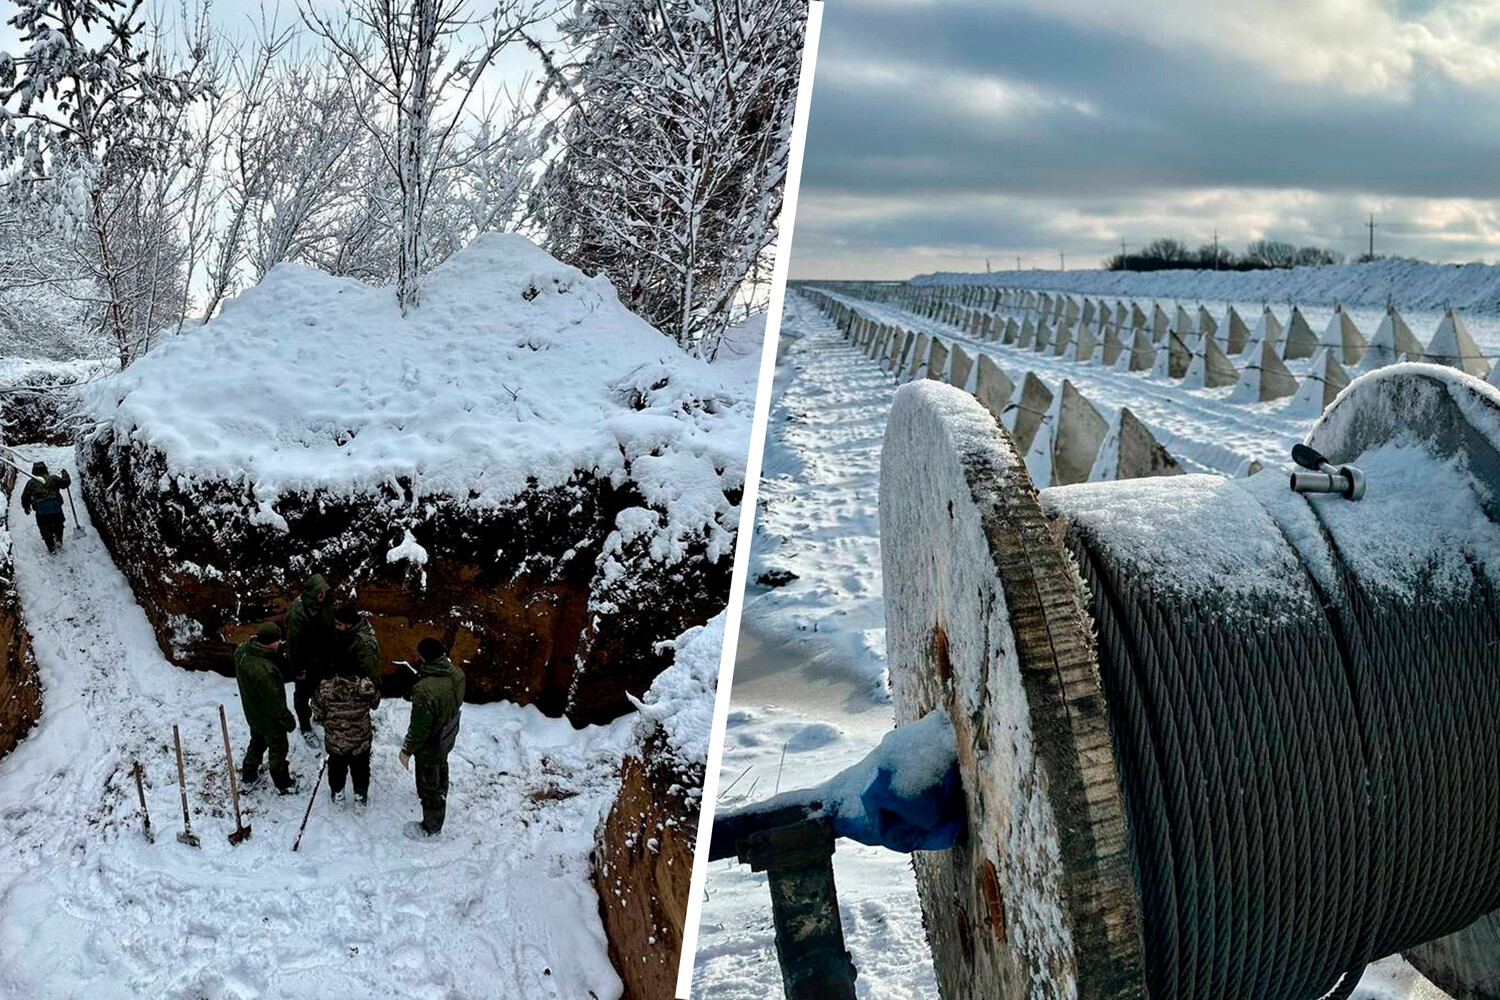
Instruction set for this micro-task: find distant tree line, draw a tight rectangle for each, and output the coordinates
[1106,238,1347,272]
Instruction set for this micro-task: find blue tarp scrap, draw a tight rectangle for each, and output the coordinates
[830,760,967,853]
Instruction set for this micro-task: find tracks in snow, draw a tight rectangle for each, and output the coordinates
[0,445,631,1000]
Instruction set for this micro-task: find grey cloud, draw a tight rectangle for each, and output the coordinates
[791,0,1500,276]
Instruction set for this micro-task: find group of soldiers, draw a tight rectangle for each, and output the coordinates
[234,573,466,840]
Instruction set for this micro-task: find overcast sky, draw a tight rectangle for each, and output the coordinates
[790,0,1500,279]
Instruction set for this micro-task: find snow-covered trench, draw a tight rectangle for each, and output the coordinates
[0,447,633,999]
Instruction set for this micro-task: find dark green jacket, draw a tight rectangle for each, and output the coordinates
[235,639,296,735]
[284,575,335,681]
[20,463,70,518]
[402,656,465,759]
[340,619,383,692]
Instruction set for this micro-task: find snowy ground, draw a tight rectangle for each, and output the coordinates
[692,292,1451,1000]
[0,447,634,1000]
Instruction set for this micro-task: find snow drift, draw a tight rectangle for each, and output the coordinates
[78,233,752,724]
[594,610,721,999]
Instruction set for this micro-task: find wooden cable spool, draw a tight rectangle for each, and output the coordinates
[880,365,1500,1000]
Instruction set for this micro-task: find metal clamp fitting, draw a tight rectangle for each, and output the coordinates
[1289,443,1365,501]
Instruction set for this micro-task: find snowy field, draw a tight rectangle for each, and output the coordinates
[692,291,1454,1000]
[0,447,635,999]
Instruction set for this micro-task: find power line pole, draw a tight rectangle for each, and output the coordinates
[1366,213,1377,259]
[1059,251,1066,271]
[1213,229,1220,271]
[1120,239,1129,272]
[985,257,992,274]
[1016,255,1022,271]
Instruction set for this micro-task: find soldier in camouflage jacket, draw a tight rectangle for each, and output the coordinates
[311,652,380,804]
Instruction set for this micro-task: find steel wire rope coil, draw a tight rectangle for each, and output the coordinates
[881,365,1500,1000]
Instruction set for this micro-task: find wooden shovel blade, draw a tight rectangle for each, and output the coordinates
[228,824,251,845]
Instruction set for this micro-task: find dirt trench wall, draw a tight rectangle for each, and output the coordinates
[78,431,733,725]
[594,728,701,999]
[0,465,41,760]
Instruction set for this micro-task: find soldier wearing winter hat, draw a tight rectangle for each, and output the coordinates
[234,621,298,794]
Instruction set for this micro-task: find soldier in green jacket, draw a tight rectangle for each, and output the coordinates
[234,622,298,794]
[333,604,383,691]
[399,637,465,838]
[284,574,336,744]
[19,461,71,553]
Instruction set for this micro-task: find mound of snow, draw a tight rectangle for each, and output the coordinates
[83,233,751,558]
[632,608,725,768]
[711,312,769,385]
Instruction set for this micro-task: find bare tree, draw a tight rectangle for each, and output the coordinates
[0,0,213,366]
[301,0,550,313]
[530,0,807,356]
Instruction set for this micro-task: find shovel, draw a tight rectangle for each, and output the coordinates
[172,725,200,848]
[218,704,252,845]
[131,760,155,843]
[64,484,84,536]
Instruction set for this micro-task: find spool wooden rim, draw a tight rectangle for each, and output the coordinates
[880,378,1147,1000]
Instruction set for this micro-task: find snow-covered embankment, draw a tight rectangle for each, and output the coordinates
[78,233,752,724]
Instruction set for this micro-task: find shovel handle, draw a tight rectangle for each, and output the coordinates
[132,760,151,835]
[218,705,244,829]
[173,725,192,831]
[292,755,329,852]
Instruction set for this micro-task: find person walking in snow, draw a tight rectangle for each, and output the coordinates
[333,603,383,691]
[399,638,465,839]
[311,651,380,806]
[235,622,298,794]
[19,461,70,554]
[284,574,337,745]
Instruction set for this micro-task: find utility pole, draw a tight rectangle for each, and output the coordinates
[985,257,992,274]
[1366,213,1377,259]
[1059,251,1066,272]
[1016,255,1022,271]
[1213,229,1220,271]
[1120,239,1129,272]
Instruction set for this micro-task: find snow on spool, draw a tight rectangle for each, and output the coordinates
[881,366,1500,1000]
